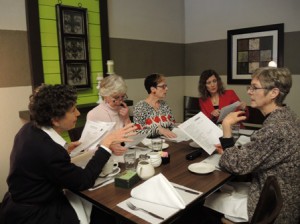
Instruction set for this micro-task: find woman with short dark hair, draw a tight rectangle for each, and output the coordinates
[0,84,135,224]
[133,73,177,138]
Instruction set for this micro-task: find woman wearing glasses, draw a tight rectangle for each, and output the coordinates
[133,73,177,138]
[198,69,246,123]
[204,67,300,224]
[87,74,131,156]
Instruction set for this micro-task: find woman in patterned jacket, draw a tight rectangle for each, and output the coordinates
[133,73,177,138]
[205,67,300,224]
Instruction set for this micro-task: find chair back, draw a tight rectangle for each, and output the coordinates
[250,176,283,224]
[183,96,200,121]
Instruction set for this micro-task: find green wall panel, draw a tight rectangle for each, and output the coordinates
[43,61,61,74]
[88,12,100,24]
[41,33,58,47]
[42,47,59,60]
[40,20,57,33]
[44,73,62,84]
[39,5,55,19]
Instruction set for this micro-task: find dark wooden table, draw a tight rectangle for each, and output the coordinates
[74,141,232,224]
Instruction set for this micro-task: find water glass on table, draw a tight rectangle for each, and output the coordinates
[231,123,240,141]
[151,138,163,152]
[124,149,136,171]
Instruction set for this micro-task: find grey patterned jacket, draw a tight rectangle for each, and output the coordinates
[219,106,300,224]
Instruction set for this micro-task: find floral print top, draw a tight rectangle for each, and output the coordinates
[133,100,176,138]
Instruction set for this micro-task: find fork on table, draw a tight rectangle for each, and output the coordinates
[126,201,164,220]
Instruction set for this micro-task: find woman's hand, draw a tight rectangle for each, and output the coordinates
[211,109,220,117]
[67,141,81,154]
[119,102,131,124]
[110,143,128,156]
[158,126,177,138]
[215,144,224,154]
[222,111,247,138]
[100,123,136,149]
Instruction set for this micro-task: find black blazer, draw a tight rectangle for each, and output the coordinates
[0,122,110,224]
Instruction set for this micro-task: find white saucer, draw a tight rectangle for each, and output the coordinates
[188,163,215,174]
[189,141,201,149]
[147,143,169,150]
[99,167,121,178]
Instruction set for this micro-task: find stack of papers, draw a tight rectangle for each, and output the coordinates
[70,120,115,157]
[178,112,223,155]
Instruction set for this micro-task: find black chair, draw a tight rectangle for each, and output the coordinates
[68,126,84,141]
[242,106,266,130]
[222,176,283,224]
[183,96,200,121]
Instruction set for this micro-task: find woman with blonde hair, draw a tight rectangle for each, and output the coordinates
[87,74,131,156]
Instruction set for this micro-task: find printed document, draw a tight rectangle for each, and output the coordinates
[70,120,115,157]
[178,112,223,155]
[217,101,240,123]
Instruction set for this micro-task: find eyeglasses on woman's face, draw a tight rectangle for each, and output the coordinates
[111,94,128,101]
[156,84,168,89]
[246,85,269,93]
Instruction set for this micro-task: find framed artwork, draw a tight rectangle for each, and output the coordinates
[227,23,284,84]
[56,4,91,89]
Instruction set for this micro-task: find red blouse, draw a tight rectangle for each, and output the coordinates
[199,90,240,121]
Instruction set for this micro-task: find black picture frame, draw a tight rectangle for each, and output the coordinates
[56,4,91,89]
[227,23,284,84]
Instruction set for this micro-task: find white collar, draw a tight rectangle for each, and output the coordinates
[41,126,67,148]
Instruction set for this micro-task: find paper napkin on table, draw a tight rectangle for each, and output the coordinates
[235,135,251,146]
[131,173,186,209]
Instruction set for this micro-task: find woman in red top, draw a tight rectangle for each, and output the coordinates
[198,69,246,123]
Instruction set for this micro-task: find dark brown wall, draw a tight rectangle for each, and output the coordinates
[0,30,31,87]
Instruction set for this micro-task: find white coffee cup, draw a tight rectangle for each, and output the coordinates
[100,158,118,177]
[147,151,162,168]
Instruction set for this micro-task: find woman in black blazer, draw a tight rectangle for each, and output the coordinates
[0,84,135,224]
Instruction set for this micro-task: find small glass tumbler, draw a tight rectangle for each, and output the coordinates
[151,138,163,152]
[123,149,136,171]
[231,123,240,141]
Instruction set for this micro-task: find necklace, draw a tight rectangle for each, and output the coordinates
[211,96,219,105]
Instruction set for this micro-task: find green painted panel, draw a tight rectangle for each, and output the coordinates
[39,0,57,6]
[90,49,102,60]
[39,5,56,19]
[89,24,101,37]
[44,73,62,84]
[42,47,59,60]
[43,61,61,74]
[39,0,103,106]
[77,95,99,105]
[40,20,57,34]
[89,37,101,49]
[41,33,58,47]
[88,12,100,25]
[90,62,102,72]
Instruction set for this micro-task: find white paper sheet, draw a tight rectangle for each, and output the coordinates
[125,133,149,148]
[70,120,115,157]
[165,127,191,142]
[217,101,240,123]
[178,112,223,155]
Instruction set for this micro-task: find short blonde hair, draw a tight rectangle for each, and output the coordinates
[252,67,292,106]
[99,74,127,97]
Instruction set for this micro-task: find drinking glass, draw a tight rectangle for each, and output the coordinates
[123,149,136,170]
[231,123,240,141]
[151,138,163,152]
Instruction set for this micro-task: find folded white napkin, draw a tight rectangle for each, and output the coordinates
[201,153,221,170]
[235,135,251,146]
[131,173,186,209]
[204,182,250,222]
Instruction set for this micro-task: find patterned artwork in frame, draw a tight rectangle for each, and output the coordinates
[227,24,284,84]
[56,4,91,89]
